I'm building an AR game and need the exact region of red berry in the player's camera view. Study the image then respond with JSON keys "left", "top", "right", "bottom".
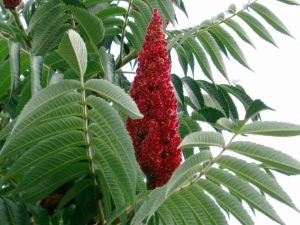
{"left": 126, "top": 9, "right": 182, "bottom": 189}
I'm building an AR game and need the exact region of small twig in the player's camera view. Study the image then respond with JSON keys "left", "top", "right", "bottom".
{"left": 177, "top": 133, "right": 238, "bottom": 192}
{"left": 116, "top": 0, "right": 134, "bottom": 68}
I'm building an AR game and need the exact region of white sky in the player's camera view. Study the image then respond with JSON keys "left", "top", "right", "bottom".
{"left": 172, "top": 0, "right": 300, "bottom": 224}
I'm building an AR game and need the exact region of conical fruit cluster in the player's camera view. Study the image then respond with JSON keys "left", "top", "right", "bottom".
{"left": 126, "top": 9, "right": 182, "bottom": 189}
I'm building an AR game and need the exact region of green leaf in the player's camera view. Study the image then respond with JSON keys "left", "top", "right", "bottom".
{"left": 148, "top": 0, "right": 176, "bottom": 22}
{"left": 206, "top": 168, "right": 285, "bottom": 225}
{"left": 219, "top": 84, "right": 254, "bottom": 111}
{"left": 224, "top": 19, "right": 255, "bottom": 47}
{"left": 70, "top": 6, "right": 105, "bottom": 45}
{"left": 0, "top": 60, "right": 10, "bottom": 99}
{"left": 98, "top": 47, "right": 115, "bottom": 82}
{"left": 244, "top": 99, "right": 273, "bottom": 120}
{"left": 88, "top": 95, "right": 138, "bottom": 205}
{"left": 172, "top": 190, "right": 212, "bottom": 225}
{"left": 164, "top": 195, "right": 199, "bottom": 225}
{"left": 7, "top": 131, "right": 85, "bottom": 179}
{"left": 30, "top": 55, "right": 43, "bottom": 96}
{"left": 219, "top": 88, "right": 239, "bottom": 120}
{"left": 166, "top": 151, "right": 212, "bottom": 195}
{"left": 198, "top": 80, "right": 229, "bottom": 116}
{"left": 197, "top": 31, "right": 227, "bottom": 80}
{"left": 178, "top": 115, "right": 201, "bottom": 158}
{"left": 182, "top": 77, "right": 204, "bottom": 109}
{"left": 216, "top": 118, "right": 239, "bottom": 132}
{"left": 157, "top": 204, "right": 176, "bottom": 225}
{"left": 275, "top": 0, "right": 300, "bottom": 5}
{"left": 198, "top": 180, "right": 254, "bottom": 225}
{"left": 192, "top": 108, "right": 225, "bottom": 125}
{"left": 186, "top": 185, "right": 228, "bottom": 225}
{"left": 12, "top": 80, "right": 81, "bottom": 136}
{"left": 210, "top": 26, "right": 250, "bottom": 69}
{"left": 228, "top": 4, "right": 237, "bottom": 14}
{"left": 96, "top": 6, "right": 127, "bottom": 19}
{"left": 20, "top": 163, "right": 89, "bottom": 203}
{"left": 15, "top": 147, "right": 86, "bottom": 193}
{"left": 240, "top": 121, "right": 300, "bottom": 136}
{"left": 58, "top": 29, "right": 87, "bottom": 77}
{"left": 238, "top": 11, "right": 276, "bottom": 46}
{"left": 183, "top": 43, "right": 195, "bottom": 74}
{"left": 180, "top": 131, "right": 225, "bottom": 148}
{"left": 27, "top": 205, "right": 50, "bottom": 225}
{"left": 85, "top": 79, "right": 143, "bottom": 119}
{"left": 31, "top": 5, "right": 70, "bottom": 55}
{"left": 184, "top": 37, "right": 213, "bottom": 81}
{"left": 16, "top": 78, "right": 31, "bottom": 115}
{"left": 250, "top": 3, "right": 291, "bottom": 36}
{"left": 130, "top": 10, "right": 148, "bottom": 34}
{"left": 217, "top": 155, "right": 298, "bottom": 210}
{"left": 227, "top": 141, "right": 300, "bottom": 174}
{"left": 8, "top": 40, "right": 20, "bottom": 94}
{"left": 171, "top": 74, "right": 185, "bottom": 106}
{"left": 174, "top": 45, "right": 189, "bottom": 76}
{"left": 0, "top": 117, "right": 83, "bottom": 161}
{"left": 28, "top": 0, "right": 63, "bottom": 32}
{"left": 130, "top": 187, "right": 167, "bottom": 225}
{"left": 0, "top": 197, "right": 30, "bottom": 225}
{"left": 132, "top": 0, "right": 152, "bottom": 22}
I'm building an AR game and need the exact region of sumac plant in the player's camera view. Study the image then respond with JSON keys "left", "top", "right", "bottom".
{"left": 0, "top": 0, "right": 300, "bottom": 225}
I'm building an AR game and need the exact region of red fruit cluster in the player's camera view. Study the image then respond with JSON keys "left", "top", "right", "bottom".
{"left": 3, "top": 0, "right": 21, "bottom": 9}
{"left": 126, "top": 9, "right": 182, "bottom": 189}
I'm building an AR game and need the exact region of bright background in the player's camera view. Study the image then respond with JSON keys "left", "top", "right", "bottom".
{"left": 172, "top": 0, "right": 300, "bottom": 224}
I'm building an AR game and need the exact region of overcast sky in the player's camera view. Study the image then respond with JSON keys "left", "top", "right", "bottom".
{"left": 172, "top": 0, "right": 300, "bottom": 224}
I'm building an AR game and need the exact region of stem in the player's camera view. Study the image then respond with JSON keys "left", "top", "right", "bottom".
{"left": 79, "top": 75, "right": 105, "bottom": 224}
{"left": 10, "top": 9, "right": 31, "bottom": 48}
{"left": 177, "top": 133, "right": 238, "bottom": 192}
{"left": 116, "top": 0, "right": 134, "bottom": 68}
{"left": 116, "top": 49, "right": 137, "bottom": 70}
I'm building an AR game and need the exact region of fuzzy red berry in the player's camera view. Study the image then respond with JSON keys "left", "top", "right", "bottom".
{"left": 3, "top": 0, "right": 21, "bottom": 9}
{"left": 126, "top": 9, "right": 182, "bottom": 189}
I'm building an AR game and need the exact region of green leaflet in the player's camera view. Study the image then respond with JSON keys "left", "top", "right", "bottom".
{"left": 70, "top": 6, "right": 105, "bottom": 46}
{"left": 227, "top": 141, "right": 300, "bottom": 174}
{"left": 216, "top": 155, "right": 297, "bottom": 210}
{"left": 206, "top": 168, "right": 285, "bottom": 225}
{"left": 198, "top": 179, "right": 254, "bottom": 225}
{"left": 210, "top": 26, "right": 251, "bottom": 69}
{"left": 166, "top": 151, "right": 212, "bottom": 195}
{"left": 182, "top": 77, "right": 204, "bottom": 109}
{"left": 88, "top": 95, "right": 138, "bottom": 205}
{"left": 240, "top": 121, "right": 300, "bottom": 136}
{"left": 59, "top": 29, "right": 87, "bottom": 77}
{"left": 238, "top": 11, "right": 276, "bottom": 46}
{"left": 184, "top": 37, "right": 213, "bottom": 80}
{"left": 180, "top": 131, "right": 225, "bottom": 148}
{"left": 224, "top": 19, "right": 255, "bottom": 47}
{"left": 250, "top": 3, "right": 291, "bottom": 36}
{"left": 85, "top": 79, "right": 143, "bottom": 119}
{"left": 197, "top": 31, "right": 227, "bottom": 80}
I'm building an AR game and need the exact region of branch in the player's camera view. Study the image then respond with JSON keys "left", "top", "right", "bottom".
{"left": 167, "top": 0, "right": 259, "bottom": 49}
